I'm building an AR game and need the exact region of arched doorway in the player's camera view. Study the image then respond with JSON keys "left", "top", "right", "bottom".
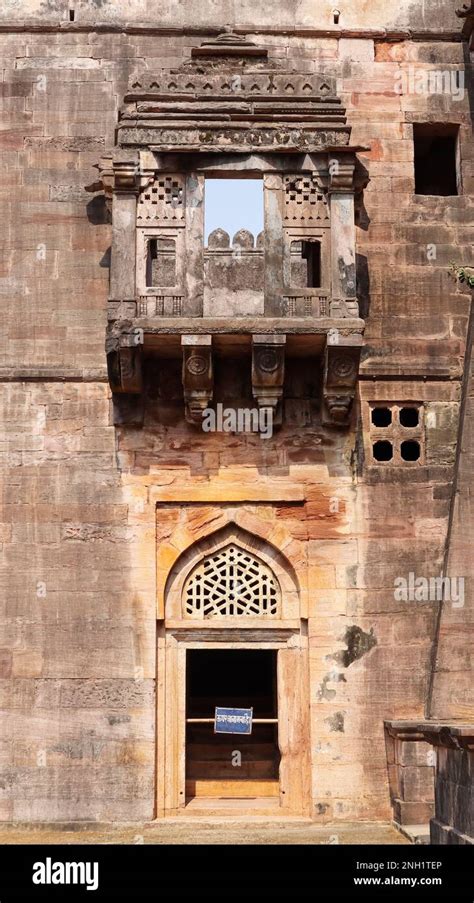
{"left": 156, "top": 525, "right": 311, "bottom": 817}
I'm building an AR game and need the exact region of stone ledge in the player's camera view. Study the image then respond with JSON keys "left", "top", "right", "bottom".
{"left": 385, "top": 720, "right": 474, "bottom": 748}
{"left": 130, "top": 317, "right": 365, "bottom": 336}
{"left": 0, "top": 368, "right": 108, "bottom": 382}
{"left": 0, "top": 24, "right": 463, "bottom": 43}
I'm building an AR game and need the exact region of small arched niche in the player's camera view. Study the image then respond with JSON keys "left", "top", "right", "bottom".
{"left": 164, "top": 523, "right": 300, "bottom": 623}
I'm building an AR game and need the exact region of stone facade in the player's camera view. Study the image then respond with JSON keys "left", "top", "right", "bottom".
{"left": 0, "top": 1, "right": 472, "bottom": 826}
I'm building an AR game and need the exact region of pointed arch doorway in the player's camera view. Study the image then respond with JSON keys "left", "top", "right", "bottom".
{"left": 156, "top": 526, "right": 311, "bottom": 817}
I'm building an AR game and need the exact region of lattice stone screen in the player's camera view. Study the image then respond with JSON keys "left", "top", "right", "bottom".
{"left": 284, "top": 175, "right": 329, "bottom": 223}
{"left": 137, "top": 175, "right": 185, "bottom": 223}
{"left": 183, "top": 543, "right": 281, "bottom": 618}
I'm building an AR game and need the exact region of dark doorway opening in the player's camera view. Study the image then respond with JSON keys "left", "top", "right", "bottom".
{"left": 185, "top": 649, "right": 280, "bottom": 802}
{"left": 290, "top": 239, "right": 322, "bottom": 288}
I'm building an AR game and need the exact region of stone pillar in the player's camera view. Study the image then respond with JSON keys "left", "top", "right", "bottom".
{"left": 263, "top": 173, "right": 284, "bottom": 316}
{"left": 384, "top": 722, "right": 435, "bottom": 834}
{"left": 185, "top": 172, "right": 205, "bottom": 317}
{"left": 328, "top": 156, "right": 356, "bottom": 302}
{"left": 109, "top": 153, "right": 139, "bottom": 302}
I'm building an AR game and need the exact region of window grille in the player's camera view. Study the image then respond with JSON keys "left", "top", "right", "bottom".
{"left": 183, "top": 543, "right": 281, "bottom": 617}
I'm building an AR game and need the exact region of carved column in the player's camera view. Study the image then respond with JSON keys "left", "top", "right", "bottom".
{"left": 181, "top": 335, "right": 213, "bottom": 423}
{"left": 263, "top": 173, "right": 285, "bottom": 316}
{"left": 322, "top": 334, "right": 362, "bottom": 426}
{"left": 184, "top": 173, "right": 205, "bottom": 317}
{"left": 109, "top": 151, "right": 140, "bottom": 304}
{"left": 252, "top": 335, "right": 286, "bottom": 424}
{"left": 328, "top": 155, "right": 357, "bottom": 306}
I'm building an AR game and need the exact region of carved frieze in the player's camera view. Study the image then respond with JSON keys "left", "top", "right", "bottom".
{"left": 127, "top": 73, "right": 338, "bottom": 100}
{"left": 118, "top": 127, "right": 351, "bottom": 152}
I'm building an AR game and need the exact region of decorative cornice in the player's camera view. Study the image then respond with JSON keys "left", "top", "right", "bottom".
{"left": 120, "top": 37, "right": 350, "bottom": 153}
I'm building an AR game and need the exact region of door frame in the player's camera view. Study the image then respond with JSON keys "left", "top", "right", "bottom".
{"left": 156, "top": 626, "right": 311, "bottom": 817}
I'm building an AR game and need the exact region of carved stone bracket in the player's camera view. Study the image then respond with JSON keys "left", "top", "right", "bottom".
{"left": 322, "top": 334, "right": 362, "bottom": 427}
{"left": 106, "top": 327, "right": 143, "bottom": 394}
{"left": 112, "top": 151, "right": 140, "bottom": 194}
{"left": 182, "top": 335, "right": 213, "bottom": 424}
{"left": 252, "top": 334, "right": 286, "bottom": 425}
{"left": 328, "top": 156, "right": 356, "bottom": 194}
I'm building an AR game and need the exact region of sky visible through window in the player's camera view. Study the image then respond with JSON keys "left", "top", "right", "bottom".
{"left": 204, "top": 179, "right": 264, "bottom": 244}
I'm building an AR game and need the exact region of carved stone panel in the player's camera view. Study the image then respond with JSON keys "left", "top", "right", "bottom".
{"left": 137, "top": 174, "right": 185, "bottom": 225}
{"left": 284, "top": 175, "right": 330, "bottom": 225}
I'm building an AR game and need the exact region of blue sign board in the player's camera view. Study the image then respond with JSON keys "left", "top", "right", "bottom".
{"left": 214, "top": 707, "right": 253, "bottom": 735}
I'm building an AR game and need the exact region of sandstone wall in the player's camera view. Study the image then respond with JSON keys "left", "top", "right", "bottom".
{"left": 429, "top": 304, "right": 474, "bottom": 720}
{"left": 0, "top": 0, "right": 472, "bottom": 821}
{"left": 0, "top": 0, "right": 462, "bottom": 32}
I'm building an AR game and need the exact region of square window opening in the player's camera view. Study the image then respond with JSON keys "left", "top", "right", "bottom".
{"left": 399, "top": 407, "right": 420, "bottom": 428}
{"left": 401, "top": 440, "right": 421, "bottom": 462}
{"left": 372, "top": 440, "right": 393, "bottom": 463}
{"left": 413, "top": 124, "right": 460, "bottom": 196}
{"left": 371, "top": 407, "right": 392, "bottom": 428}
